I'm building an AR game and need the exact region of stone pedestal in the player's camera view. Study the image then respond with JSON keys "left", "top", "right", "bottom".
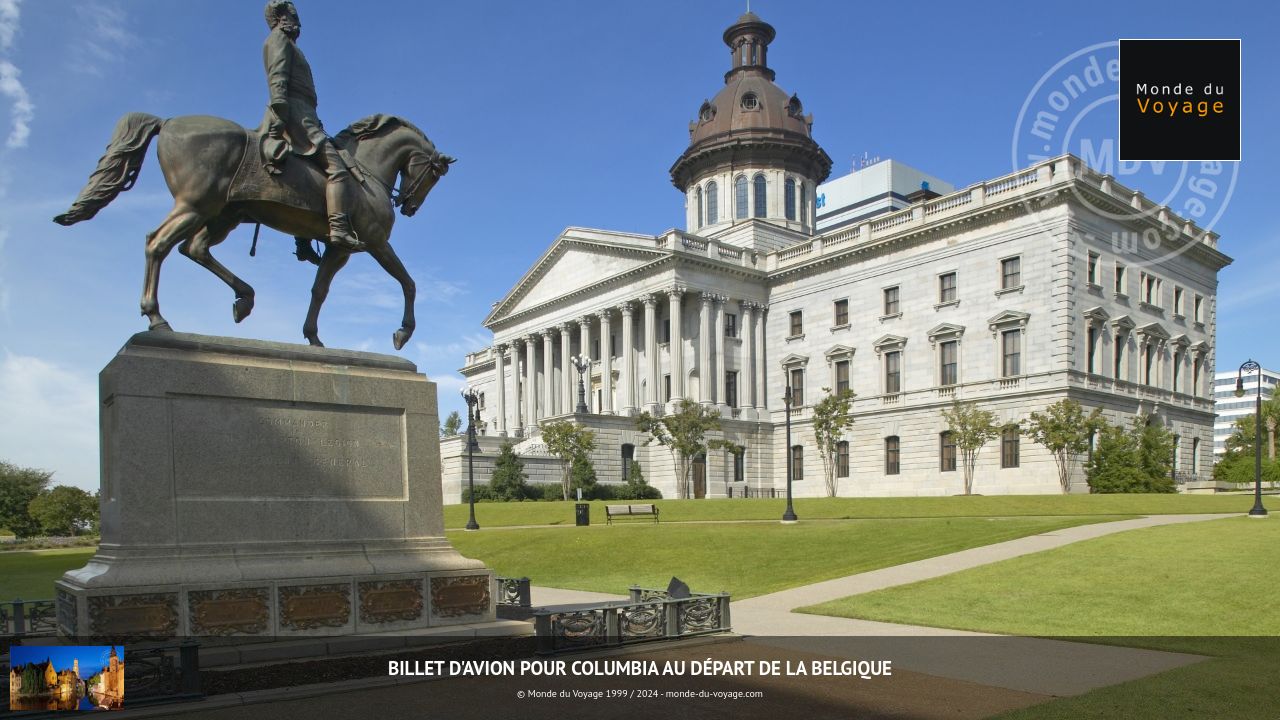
{"left": 57, "top": 331, "right": 495, "bottom": 638}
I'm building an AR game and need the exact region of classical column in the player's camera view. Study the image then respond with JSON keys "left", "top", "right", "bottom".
{"left": 668, "top": 287, "right": 685, "bottom": 403}
{"left": 741, "top": 302, "right": 756, "bottom": 415}
{"left": 542, "top": 331, "right": 555, "bottom": 418}
{"left": 754, "top": 306, "right": 767, "bottom": 411}
{"left": 524, "top": 334, "right": 538, "bottom": 429}
{"left": 599, "top": 310, "right": 614, "bottom": 413}
{"left": 643, "top": 294, "right": 659, "bottom": 412}
{"left": 578, "top": 316, "right": 593, "bottom": 413}
{"left": 698, "top": 292, "right": 713, "bottom": 405}
{"left": 714, "top": 295, "right": 728, "bottom": 411}
{"left": 494, "top": 343, "right": 508, "bottom": 436}
{"left": 560, "top": 323, "right": 573, "bottom": 414}
{"left": 621, "top": 301, "right": 637, "bottom": 415}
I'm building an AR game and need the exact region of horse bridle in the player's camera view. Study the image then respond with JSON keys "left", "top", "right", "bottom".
{"left": 393, "top": 152, "right": 446, "bottom": 213}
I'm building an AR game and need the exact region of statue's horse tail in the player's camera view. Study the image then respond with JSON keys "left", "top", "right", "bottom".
{"left": 53, "top": 112, "right": 165, "bottom": 226}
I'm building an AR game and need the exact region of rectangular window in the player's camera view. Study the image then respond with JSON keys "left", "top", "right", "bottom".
{"left": 1144, "top": 344, "right": 1154, "bottom": 385}
{"left": 610, "top": 334, "right": 618, "bottom": 357}
{"left": 1002, "top": 330, "right": 1021, "bottom": 377}
{"left": 835, "top": 360, "right": 850, "bottom": 394}
{"left": 789, "top": 368, "right": 805, "bottom": 407}
{"left": 1173, "top": 287, "right": 1184, "bottom": 316}
{"left": 725, "top": 313, "right": 737, "bottom": 338}
{"left": 1087, "top": 252, "right": 1099, "bottom": 285}
{"left": 1193, "top": 294, "right": 1203, "bottom": 323}
{"left": 725, "top": 371, "right": 738, "bottom": 408}
{"left": 939, "top": 272, "right": 957, "bottom": 303}
{"left": 885, "top": 351, "right": 901, "bottom": 394}
{"left": 1172, "top": 352, "right": 1182, "bottom": 392}
{"left": 1087, "top": 326, "right": 1097, "bottom": 374}
{"left": 1142, "top": 273, "right": 1159, "bottom": 305}
{"left": 1193, "top": 355, "right": 1203, "bottom": 394}
{"left": 1001, "top": 428, "right": 1020, "bottom": 468}
{"left": 1115, "top": 262, "right": 1127, "bottom": 295}
{"left": 789, "top": 311, "right": 803, "bottom": 337}
{"left": 837, "top": 441, "right": 850, "bottom": 478}
{"left": 1115, "top": 336, "right": 1125, "bottom": 380}
{"left": 733, "top": 450, "right": 744, "bottom": 483}
{"left": 663, "top": 318, "right": 671, "bottom": 343}
{"left": 834, "top": 299, "right": 849, "bottom": 326}
{"left": 664, "top": 374, "right": 671, "bottom": 402}
{"left": 884, "top": 286, "right": 900, "bottom": 315}
{"left": 940, "top": 432, "right": 957, "bottom": 472}
{"left": 940, "top": 340, "right": 958, "bottom": 386}
{"left": 592, "top": 338, "right": 600, "bottom": 361}
{"left": 885, "top": 437, "right": 900, "bottom": 475}
{"left": 1001, "top": 257, "right": 1021, "bottom": 289}
{"left": 791, "top": 445, "right": 804, "bottom": 481}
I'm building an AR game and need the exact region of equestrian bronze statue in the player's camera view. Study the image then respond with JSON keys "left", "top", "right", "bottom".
{"left": 52, "top": 1, "right": 452, "bottom": 351}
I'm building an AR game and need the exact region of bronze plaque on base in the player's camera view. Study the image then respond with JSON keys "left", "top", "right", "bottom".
{"left": 430, "top": 575, "right": 490, "bottom": 619}
{"left": 279, "top": 584, "right": 351, "bottom": 630}
{"left": 189, "top": 588, "right": 270, "bottom": 635}
{"left": 359, "top": 580, "right": 424, "bottom": 624}
{"left": 88, "top": 593, "right": 179, "bottom": 636}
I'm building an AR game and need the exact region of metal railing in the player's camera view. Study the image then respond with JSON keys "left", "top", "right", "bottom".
{"left": 726, "top": 486, "right": 780, "bottom": 499}
{"left": 533, "top": 587, "right": 730, "bottom": 655}
{"left": 495, "top": 576, "right": 532, "bottom": 620}
{"left": 1, "top": 598, "right": 57, "bottom": 638}
{"left": 123, "top": 642, "right": 202, "bottom": 706}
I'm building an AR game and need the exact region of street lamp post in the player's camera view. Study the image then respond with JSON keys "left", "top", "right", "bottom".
{"left": 1236, "top": 359, "right": 1268, "bottom": 518}
{"left": 461, "top": 387, "right": 481, "bottom": 530}
{"left": 571, "top": 355, "right": 590, "bottom": 415}
{"left": 782, "top": 385, "right": 797, "bottom": 523}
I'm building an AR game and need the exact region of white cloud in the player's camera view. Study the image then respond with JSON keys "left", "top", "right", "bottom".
{"left": 69, "top": 2, "right": 134, "bottom": 76}
{"left": 0, "top": 228, "right": 10, "bottom": 317}
{"left": 0, "top": 0, "right": 19, "bottom": 52}
{"left": 0, "top": 351, "right": 100, "bottom": 491}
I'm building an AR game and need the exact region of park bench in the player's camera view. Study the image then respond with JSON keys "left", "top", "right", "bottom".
{"left": 605, "top": 504, "right": 660, "bottom": 525}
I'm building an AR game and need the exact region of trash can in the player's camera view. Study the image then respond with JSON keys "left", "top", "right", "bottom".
{"left": 575, "top": 503, "right": 590, "bottom": 526}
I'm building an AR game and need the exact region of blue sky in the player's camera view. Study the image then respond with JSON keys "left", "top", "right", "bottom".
{"left": 0, "top": 0, "right": 1276, "bottom": 490}
{"left": 11, "top": 644, "right": 114, "bottom": 677}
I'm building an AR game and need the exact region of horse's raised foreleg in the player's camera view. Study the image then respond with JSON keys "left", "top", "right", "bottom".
{"left": 302, "top": 247, "right": 351, "bottom": 347}
{"left": 179, "top": 214, "right": 256, "bottom": 323}
{"left": 140, "top": 204, "right": 203, "bottom": 331}
{"left": 366, "top": 243, "right": 416, "bottom": 350}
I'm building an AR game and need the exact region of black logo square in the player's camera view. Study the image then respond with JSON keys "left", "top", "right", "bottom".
{"left": 1119, "top": 39, "right": 1240, "bottom": 161}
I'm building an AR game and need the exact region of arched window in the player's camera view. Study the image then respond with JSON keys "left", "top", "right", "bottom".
{"left": 695, "top": 186, "right": 703, "bottom": 229}
{"left": 706, "top": 181, "right": 718, "bottom": 224}
{"left": 885, "top": 437, "right": 900, "bottom": 475}
{"left": 837, "top": 441, "right": 849, "bottom": 478}
{"left": 621, "top": 443, "right": 635, "bottom": 482}
{"left": 753, "top": 173, "right": 767, "bottom": 218}
{"left": 734, "top": 175, "right": 748, "bottom": 219}
{"left": 800, "top": 184, "right": 808, "bottom": 224}
{"left": 784, "top": 177, "right": 796, "bottom": 220}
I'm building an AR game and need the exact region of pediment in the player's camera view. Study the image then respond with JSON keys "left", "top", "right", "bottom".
{"left": 1082, "top": 306, "right": 1110, "bottom": 323}
{"left": 486, "top": 233, "right": 666, "bottom": 324}
{"left": 987, "top": 310, "right": 1030, "bottom": 328}
{"left": 779, "top": 353, "right": 810, "bottom": 367}
{"left": 824, "top": 344, "right": 855, "bottom": 359}
{"left": 1170, "top": 333, "right": 1190, "bottom": 348}
{"left": 873, "top": 334, "right": 907, "bottom": 351}
{"left": 1110, "top": 314, "right": 1135, "bottom": 331}
{"left": 1137, "top": 322, "right": 1171, "bottom": 341}
{"left": 927, "top": 322, "right": 966, "bottom": 339}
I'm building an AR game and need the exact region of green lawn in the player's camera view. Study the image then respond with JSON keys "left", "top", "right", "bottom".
{"left": 0, "top": 547, "right": 96, "bottom": 600}
{"left": 442, "top": 494, "right": 1273, "bottom": 529}
{"left": 797, "top": 518, "right": 1280, "bottom": 720}
{"left": 446, "top": 515, "right": 1118, "bottom": 599}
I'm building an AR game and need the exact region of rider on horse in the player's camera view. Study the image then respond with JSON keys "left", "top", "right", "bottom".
{"left": 262, "top": 0, "right": 362, "bottom": 263}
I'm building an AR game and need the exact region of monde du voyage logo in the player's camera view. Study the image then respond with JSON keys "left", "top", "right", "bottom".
{"left": 1120, "top": 39, "right": 1241, "bottom": 162}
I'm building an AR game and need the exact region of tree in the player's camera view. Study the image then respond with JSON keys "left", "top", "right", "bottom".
{"left": 540, "top": 419, "right": 596, "bottom": 501}
{"left": 0, "top": 461, "right": 53, "bottom": 538}
{"left": 1024, "top": 399, "right": 1105, "bottom": 494}
{"left": 1086, "top": 415, "right": 1177, "bottom": 493}
{"left": 440, "top": 410, "right": 464, "bottom": 437}
{"left": 636, "top": 399, "right": 733, "bottom": 499}
{"left": 940, "top": 400, "right": 1000, "bottom": 495}
{"left": 489, "top": 441, "right": 528, "bottom": 501}
{"left": 570, "top": 456, "right": 598, "bottom": 497}
{"left": 28, "top": 485, "right": 98, "bottom": 536}
{"left": 812, "top": 387, "right": 856, "bottom": 497}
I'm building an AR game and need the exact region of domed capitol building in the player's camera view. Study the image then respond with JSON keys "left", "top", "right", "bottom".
{"left": 440, "top": 13, "right": 1229, "bottom": 501}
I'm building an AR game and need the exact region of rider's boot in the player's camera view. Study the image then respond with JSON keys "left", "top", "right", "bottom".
{"left": 324, "top": 148, "right": 363, "bottom": 252}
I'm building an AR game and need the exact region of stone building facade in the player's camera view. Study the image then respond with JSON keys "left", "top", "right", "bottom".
{"left": 443, "top": 12, "right": 1230, "bottom": 503}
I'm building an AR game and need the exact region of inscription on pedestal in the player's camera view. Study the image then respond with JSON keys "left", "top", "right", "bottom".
{"left": 169, "top": 395, "right": 406, "bottom": 500}
{"left": 189, "top": 588, "right": 270, "bottom": 635}
{"left": 430, "top": 575, "right": 490, "bottom": 619}
{"left": 359, "top": 580, "right": 424, "bottom": 624}
{"left": 279, "top": 584, "right": 351, "bottom": 630}
{"left": 56, "top": 588, "right": 77, "bottom": 636}
{"left": 88, "top": 593, "right": 179, "bottom": 636}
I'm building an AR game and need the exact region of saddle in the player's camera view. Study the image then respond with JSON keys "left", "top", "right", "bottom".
{"left": 227, "top": 128, "right": 327, "bottom": 213}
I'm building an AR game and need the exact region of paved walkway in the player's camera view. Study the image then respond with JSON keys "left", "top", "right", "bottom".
{"left": 535, "top": 513, "right": 1235, "bottom": 697}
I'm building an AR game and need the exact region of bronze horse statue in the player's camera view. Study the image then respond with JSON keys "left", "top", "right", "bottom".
{"left": 53, "top": 112, "right": 454, "bottom": 349}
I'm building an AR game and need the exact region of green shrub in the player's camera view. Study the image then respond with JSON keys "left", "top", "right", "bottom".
{"left": 489, "top": 442, "right": 529, "bottom": 501}
{"left": 1086, "top": 416, "right": 1176, "bottom": 493}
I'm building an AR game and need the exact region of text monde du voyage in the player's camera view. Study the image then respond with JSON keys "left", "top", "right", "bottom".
{"left": 1134, "top": 83, "right": 1228, "bottom": 118}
